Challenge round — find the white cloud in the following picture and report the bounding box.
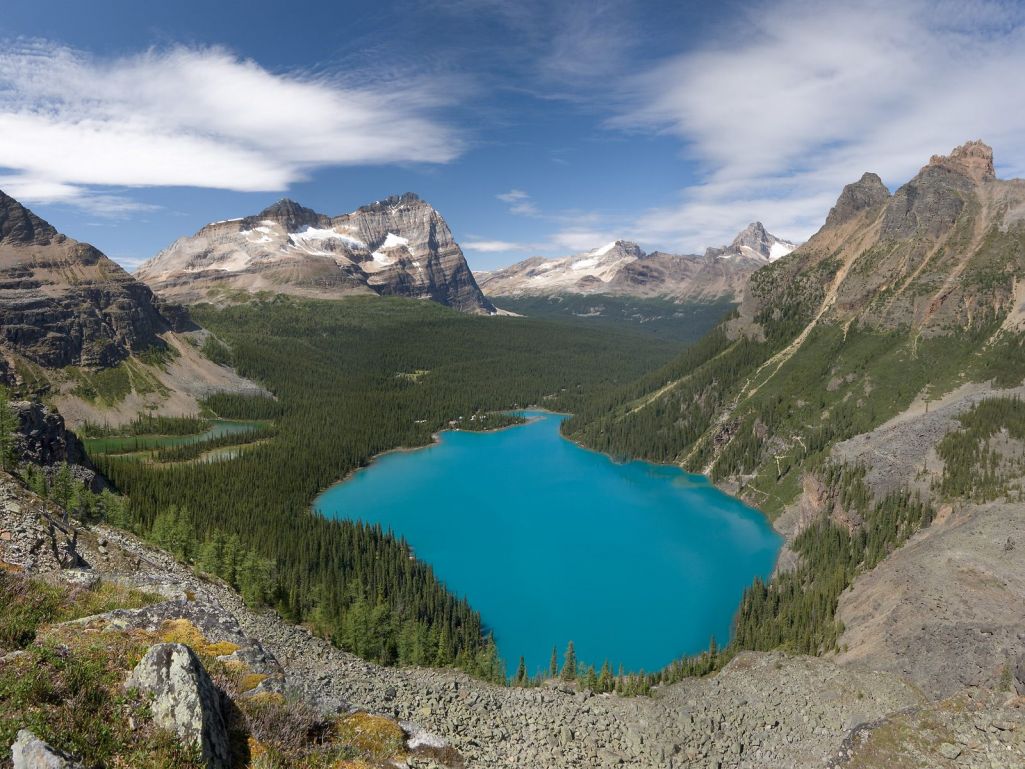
[462,239,529,252]
[496,188,540,216]
[612,0,1025,250]
[550,229,618,253]
[496,189,529,202]
[0,40,462,211]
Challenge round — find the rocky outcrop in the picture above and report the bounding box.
[0,190,185,369]
[477,224,794,302]
[125,643,231,769]
[823,172,891,229]
[12,401,86,468]
[136,193,495,314]
[928,139,996,184]
[10,729,84,769]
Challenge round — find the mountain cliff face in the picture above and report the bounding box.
[0,191,184,370]
[136,193,495,314]
[735,139,1024,338]
[476,224,795,301]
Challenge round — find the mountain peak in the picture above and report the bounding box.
[706,222,795,262]
[824,172,891,229]
[926,140,995,183]
[0,190,60,247]
[255,199,324,230]
[357,192,427,214]
[730,222,769,250]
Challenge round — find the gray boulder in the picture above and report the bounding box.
[10,729,84,769]
[125,643,231,769]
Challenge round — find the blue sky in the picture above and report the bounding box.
[1,0,1025,270]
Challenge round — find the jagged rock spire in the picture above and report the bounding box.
[926,139,995,184]
[824,172,891,229]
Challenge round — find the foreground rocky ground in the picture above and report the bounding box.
[4,467,1023,769]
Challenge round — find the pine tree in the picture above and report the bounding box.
[50,463,74,516]
[515,656,527,686]
[560,640,577,681]
[0,390,17,471]
[549,645,558,678]
[24,464,46,498]
[598,660,613,693]
[583,664,597,691]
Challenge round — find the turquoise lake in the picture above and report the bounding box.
[316,411,781,676]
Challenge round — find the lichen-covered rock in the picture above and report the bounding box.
[10,729,84,769]
[124,643,231,769]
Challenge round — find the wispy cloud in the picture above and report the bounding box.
[0,40,463,212]
[611,0,1025,250]
[496,188,541,216]
[462,239,531,253]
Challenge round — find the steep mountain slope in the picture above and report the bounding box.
[476,223,795,301]
[0,190,264,426]
[137,193,495,314]
[564,140,1025,697]
[0,191,185,371]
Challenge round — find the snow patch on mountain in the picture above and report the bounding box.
[769,241,796,261]
[381,232,410,250]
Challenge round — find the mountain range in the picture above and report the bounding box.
[475,223,795,301]
[136,193,496,314]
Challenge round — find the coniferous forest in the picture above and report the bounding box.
[89,296,693,678]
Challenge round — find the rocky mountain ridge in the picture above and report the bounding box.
[475,223,795,302]
[136,193,495,314]
[0,191,187,373]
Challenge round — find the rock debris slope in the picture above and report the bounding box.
[137,193,495,314]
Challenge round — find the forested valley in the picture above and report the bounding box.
[87,296,694,679]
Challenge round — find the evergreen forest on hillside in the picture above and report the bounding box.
[491,294,736,343]
[86,296,686,678]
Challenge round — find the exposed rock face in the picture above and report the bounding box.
[477,224,794,302]
[136,193,495,314]
[125,643,231,769]
[0,191,186,369]
[11,729,84,769]
[12,400,86,468]
[823,172,891,229]
[737,140,1025,335]
[928,138,996,184]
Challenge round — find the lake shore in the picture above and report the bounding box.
[316,408,780,676]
